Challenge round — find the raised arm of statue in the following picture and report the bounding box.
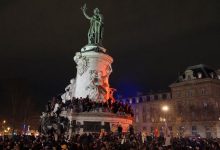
[81,4,91,20]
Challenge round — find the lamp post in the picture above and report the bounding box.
[2,120,6,136]
[161,105,169,137]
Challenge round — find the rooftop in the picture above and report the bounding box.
[176,64,220,83]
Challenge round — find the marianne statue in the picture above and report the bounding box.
[81,4,104,46]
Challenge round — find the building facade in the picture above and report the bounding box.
[121,64,220,138]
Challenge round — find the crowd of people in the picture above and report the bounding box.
[46,97,134,117]
[1,130,220,150]
[30,97,220,149]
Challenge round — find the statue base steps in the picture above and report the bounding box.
[60,111,133,134]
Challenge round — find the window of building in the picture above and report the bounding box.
[136,97,139,103]
[176,92,181,98]
[192,126,197,135]
[147,113,150,120]
[162,94,167,99]
[151,117,155,123]
[201,88,206,95]
[158,94,162,99]
[192,112,195,120]
[135,115,139,123]
[143,115,147,122]
[167,93,171,99]
[186,90,193,97]
[142,96,147,102]
[216,102,219,108]
[142,107,146,113]
[122,99,126,104]
[132,98,136,104]
[205,126,212,138]
[203,102,208,108]
[150,95,154,100]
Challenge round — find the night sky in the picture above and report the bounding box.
[0,0,219,116]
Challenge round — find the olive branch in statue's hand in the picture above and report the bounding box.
[81,3,87,11]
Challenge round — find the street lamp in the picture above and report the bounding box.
[161,105,169,137]
[162,105,169,112]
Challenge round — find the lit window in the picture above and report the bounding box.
[136,97,139,103]
[129,99,132,104]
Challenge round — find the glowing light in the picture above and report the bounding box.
[3,120,6,124]
[7,127,10,131]
[162,105,169,112]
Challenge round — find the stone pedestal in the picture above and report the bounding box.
[59,45,133,134]
[61,111,133,134]
[73,47,113,102]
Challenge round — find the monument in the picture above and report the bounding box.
[40,4,133,138]
[63,4,112,102]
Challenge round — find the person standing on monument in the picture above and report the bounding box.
[81,4,104,45]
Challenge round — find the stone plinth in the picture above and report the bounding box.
[61,111,133,133]
[73,49,113,102]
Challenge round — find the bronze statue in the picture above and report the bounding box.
[81,4,104,46]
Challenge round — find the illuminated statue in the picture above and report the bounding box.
[81,4,104,45]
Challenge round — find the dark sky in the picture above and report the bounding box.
[0,0,219,113]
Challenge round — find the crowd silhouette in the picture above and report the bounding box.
[45,96,134,117]
[1,131,220,150]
